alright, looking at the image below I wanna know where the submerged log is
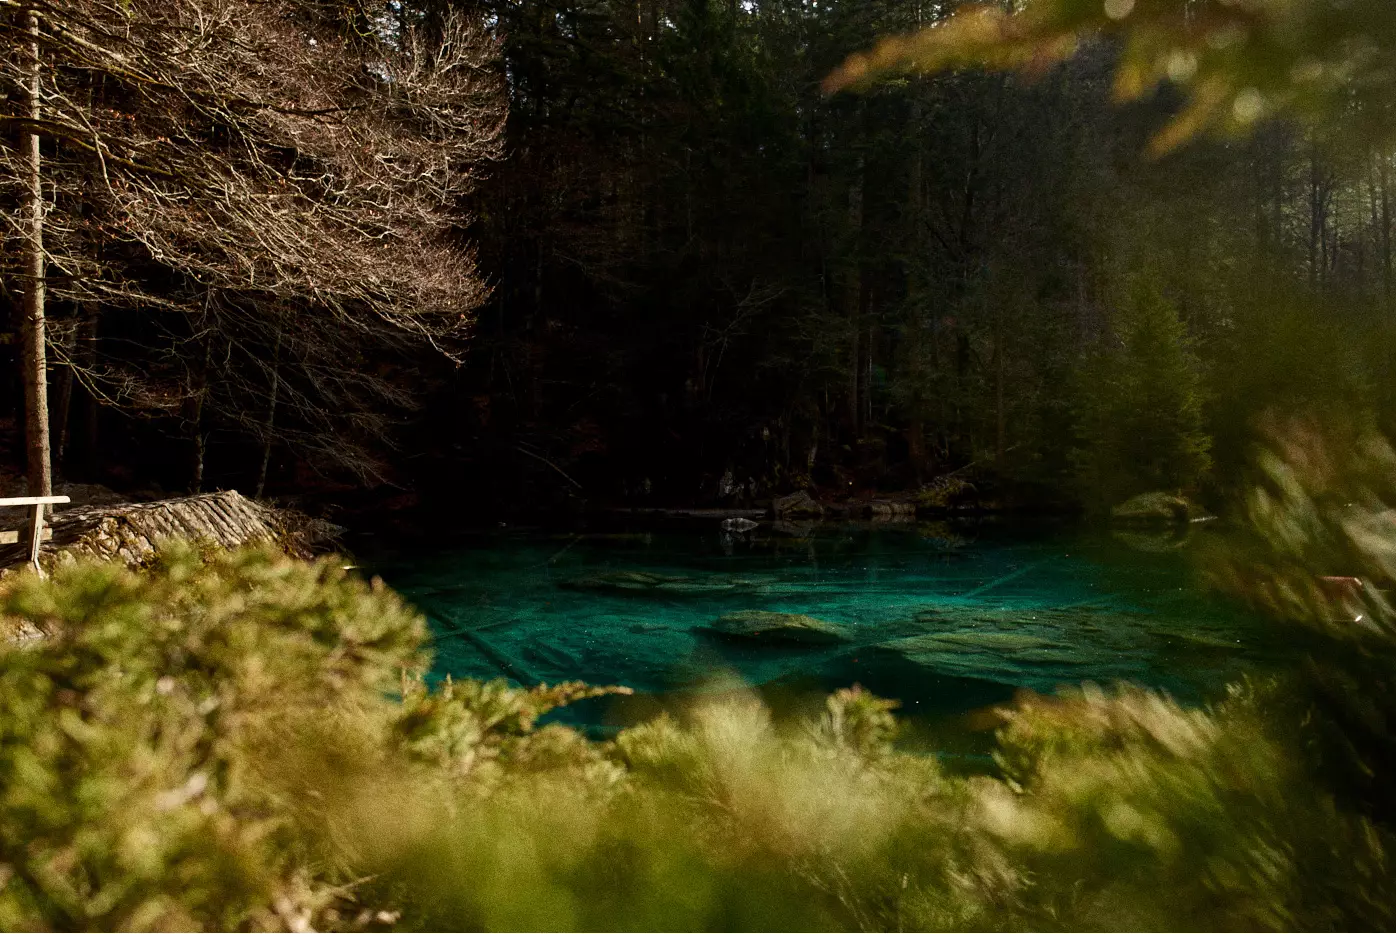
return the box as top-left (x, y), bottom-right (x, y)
top-left (605, 507), bottom-right (767, 520)
top-left (559, 570), bottom-right (777, 596)
top-left (0, 490), bottom-right (317, 574)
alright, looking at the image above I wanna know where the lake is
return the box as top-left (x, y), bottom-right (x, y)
top-left (367, 519), bottom-right (1273, 742)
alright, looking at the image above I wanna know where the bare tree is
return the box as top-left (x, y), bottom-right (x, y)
top-left (1, 0), bottom-right (505, 490)
top-left (16, 6), bottom-right (49, 500)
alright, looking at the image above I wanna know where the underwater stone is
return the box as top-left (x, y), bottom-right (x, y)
top-left (1111, 491), bottom-right (1215, 524)
top-left (771, 491), bottom-right (823, 519)
top-left (560, 570), bottom-right (772, 595)
top-left (700, 610), bottom-right (850, 645)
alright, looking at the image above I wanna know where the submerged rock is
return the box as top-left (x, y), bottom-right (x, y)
top-left (865, 500), bottom-right (916, 521)
top-left (1154, 628), bottom-right (1247, 654)
top-left (868, 602), bottom-right (1254, 695)
top-left (875, 631), bottom-right (1110, 694)
top-left (560, 570), bottom-right (772, 596)
top-left (900, 630), bottom-right (1065, 651)
top-left (771, 491), bottom-right (823, 519)
top-left (523, 641), bottom-right (580, 669)
top-left (1111, 491), bottom-right (1215, 524)
top-left (909, 605), bottom-right (1115, 630)
top-left (1112, 526), bottom-right (1193, 553)
top-left (771, 520), bottom-right (818, 538)
top-left (767, 649), bottom-right (1017, 716)
top-left (560, 570), bottom-right (687, 592)
top-left (700, 610), bottom-right (850, 645)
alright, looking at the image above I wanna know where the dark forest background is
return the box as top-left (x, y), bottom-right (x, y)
top-left (4, 0), bottom-right (1393, 523)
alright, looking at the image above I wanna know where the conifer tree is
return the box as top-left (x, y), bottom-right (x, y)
top-left (1072, 275), bottom-right (1211, 506)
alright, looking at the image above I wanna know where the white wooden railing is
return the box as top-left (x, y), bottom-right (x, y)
top-left (0, 496), bottom-right (71, 572)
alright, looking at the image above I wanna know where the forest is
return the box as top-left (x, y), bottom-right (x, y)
top-left (5, 0), bottom-right (1396, 931)
top-left (1, 0), bottom-right (1389, 521)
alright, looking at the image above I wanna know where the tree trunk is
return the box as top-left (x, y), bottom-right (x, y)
top-left (955, 330), bottom-right (970, 453)
top-left (51, 305), bottom-right (93, 474)
top-left (75, 311), bottom-right (100, 480)
top-left (186, 335), bottom-right (212, 493)
top-left (994, 302), bottom-right (1005, 467)
top-left (1309, 152), bottom-right (1328, 290)
top-left (20, 10), bottom-right (51, 505)
top-left (1375, 152), bottom-right (1394, 410)
top-left (847, 152), bottom-right (865, 439)
top-left (862, 285), bottom-right (876, 430)
top-left (907, 415), bottom-right (925, 485)
top-left (190, 416), bottom-right (206, 494)
top-left (848, 315), bottom-right (861, 436)
top-left (1380, 153), bottom-right (1392, 303)
top-left (51, 325), bottom-right (74, 475)
top-left (254, 328), bottom-right (282, 499)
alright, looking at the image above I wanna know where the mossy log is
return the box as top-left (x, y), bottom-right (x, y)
top-left (0, 491), bottom-right (313, 574)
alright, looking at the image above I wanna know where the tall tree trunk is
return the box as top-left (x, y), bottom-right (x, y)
top-left (186, 335), bottom-right (212, 493)
top-left (906, 90), bottom-right (928, 484)
top-left (254, 328), bottom-right (282, 499)
top-left (1309, 152), bottom-right (1326, 290)
top-left (75, 311), bottom-right (100, 480)
top-left (189, 411), bottom-right (206, 493)
top-left (1375, 152), bottom-right (1394, 410)
top-left (847, 152), bottom-right (865, 439)
top-left (51, 323), bottom-right (76, 475)
top-left (1380, 153), bottom-right (1393, 303)
top-left (862, 283), bottom-right (875, 430)
top-left (907, 414), bottom-right (925, 485)
top-left (994, 302), bottom-right (1005, 467)
top-left (848, 316), bottom-right (861, 435)
top-left (21, 10), bottom-right (51, 505)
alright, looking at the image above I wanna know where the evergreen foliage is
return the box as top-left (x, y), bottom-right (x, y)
top-left (0, 546), bottom-right (427, 929)
top-left (1071, 276), bottom-right (1211, 506)
top-left (429, 0), bottom-right (1396, 511)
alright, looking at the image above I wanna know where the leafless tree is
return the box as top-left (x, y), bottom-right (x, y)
top-left (0, 0), bottom-right (505, 490)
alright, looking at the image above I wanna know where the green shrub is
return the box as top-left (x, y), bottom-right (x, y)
top-left (0, 545), bottom-right (427, 930)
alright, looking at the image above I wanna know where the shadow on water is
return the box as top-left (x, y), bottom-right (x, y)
top-left (364, 518), bottom-right (1273, 755)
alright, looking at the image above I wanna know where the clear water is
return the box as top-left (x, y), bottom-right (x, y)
top-left (367, 520), bottom-right (1274, 735)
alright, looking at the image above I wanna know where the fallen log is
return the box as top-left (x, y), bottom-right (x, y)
top-left (0, 490), bottom-right (319, 575)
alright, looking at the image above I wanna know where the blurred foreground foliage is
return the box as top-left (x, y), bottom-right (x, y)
top-left (3, 485), bottom-right (1396, 930)
top-left (826, 0), bottom-right (1396, 154)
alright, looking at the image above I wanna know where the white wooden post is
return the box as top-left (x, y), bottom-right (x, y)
top-left (0, 496), bottom-right (71, 573)
top-left (25, 501), bottom-right (42, 572)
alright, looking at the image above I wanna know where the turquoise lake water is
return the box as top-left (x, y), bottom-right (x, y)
top-left (368, 520), bottom-right (1274, 736)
